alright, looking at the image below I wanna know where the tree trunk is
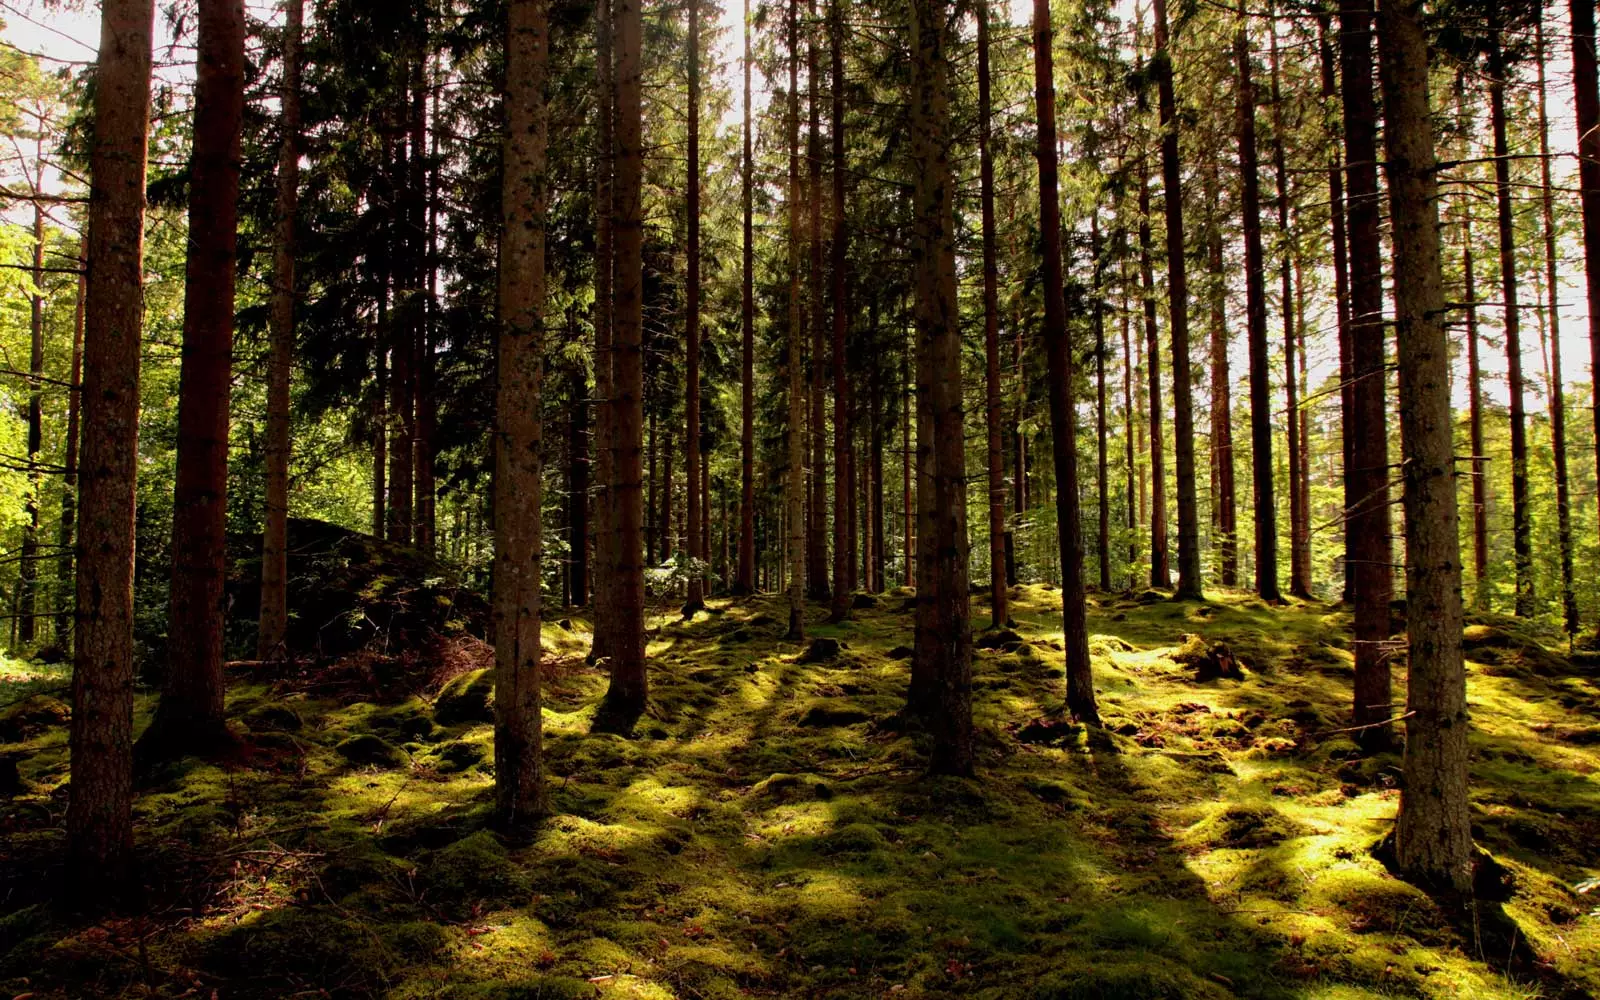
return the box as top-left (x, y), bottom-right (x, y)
top-left (1378, 0), bottom-right (1473, 892)
top-left (785, 0), bottom-right (807, 639)
top-left (20, 196), bottom-right (43, 645)
top-left (1093, 217), bottom-right (1111, 592)
top-left (806, 0), bottom-right (829, 604)
top-left (1343, 0), bottom-right (1394, 749)
top-left (1488, 24), bottom-right (1533, 617)
top-left (1152, 0), bottom-right (1201, 600)
top-left (494, 0), bottom-right (550, 831)
top-left (827, 0), bottom-right (853, 621)
top-left (1121, 262), bottom-right (1138, 586)
top-left (591, 0), bottom-right (617, 655)
top-left (1205, 166), bottom-right (1237, 587)
top-left (976, 0), bottom-right (1008, 627)
top-left (416, 64), bottom-right (439, 558)
top-left (736, 0), bottom-right (756, 595)
top-left (1034, 0), bottom-right (1098, 725)
top-left (909, 0), bottom-right (972, 773)
top-left (387, 118), bottom-right (414, 547)
top-left (903, 335), bottom-right (913, 588)
top-left (1236, 20), bottom-right (1279, 603)
top-left (1269, 15), bottom-right (1310, 599)
top-left (1137, 165), bottom-right (1167, 589)
top-left (1573, 0), bottom-right (1600, 630)
top-left (1317, 11), bottom-right (1355, 604)
top-left (372, 311), bottom-right (386, 538)
top-left (57, 239), bottom-right (85, 650)
top-left (145, 0), bottom-right (246, 758)
top-left (409, 51), bottom-right (433, 555)
top-left (69, 0), bottom-right (153, 900)
top-left (684, 0), bottom-right (705, 615)
top-left (570, 359), bottom-right (589, 605)
top-left (1536, 14), bottom-right (1578, 634)
top-left (597, 0), bottom-right (648, 729)
top-left (1456, 74), bottom-right (1489, 607)
top-left (258, 0), bottom-right (303, 661)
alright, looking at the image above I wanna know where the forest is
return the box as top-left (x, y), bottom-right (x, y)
top-left (0, 0), bottom-right (1598, 994)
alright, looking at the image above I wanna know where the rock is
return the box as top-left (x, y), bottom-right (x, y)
top-left (432, 739), bottom-right (486, 773)
top-left (243, 703), bottom-right (304, 733)
top-left (851, 593), bottom-right (880, 609)
top-left (335, 734), bottom-right (408, 768)
top-left (797, 638), bottom-right (842, 663)
top-left (799, 704), bottom-right (871, 727)
top-left (1135, 589), bottom-right (1168, 604)
top-left (896, 598), bottom-right (918, 613)
top-left (1171, 634), bottom-right (1246, 681)
top-left (434, 669), bottom-right (494, 725)
top-left (975, 628), bottom-right (1024, 650)
top-left (887, 645), bottom-right (914, 660)
top-left (0, 695), bottom-right (68, 743)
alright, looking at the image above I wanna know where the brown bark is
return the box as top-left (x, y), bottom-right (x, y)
top-left (1317, 11), bottom-right (1355, 604)
top-left (591, 0), bottom-right (617, 654)
top-left (785, 0), bottom-right (807, 639)
top-left (806, 0), bottom-right (829, 603)
top-left (70, 0), bottom-right (154, 900)
top-left (387, 117), bottom-right (414, 546)
top-left (1236, 19), bottom-right (1279, 603)
top-left (57, 238), bottom-right (85, 649)
top-left (1137, 162), bottom-right (1167, 589)
top-left (736, 0), bottom-right (756, 595)
top-left (258, 0), bottom-right (303, 661)
top-left (1488, 24), bottom-right (1533, 617)
top-left (494, 0), bottom-right (550, 831)
top-left (569, 358), bottom-right (589, 605)
top-left (977, 0), bottom-right (1008, 627)
top-left (684, 0), bottom-right (705, 615)
top-left (1093, 217), bottom-right (1111, 592)
top-left (1573, 0), bottom-right (1600, 630)
top-left (1378, 0), bottom-right (1473, 892)
top-left (1152, 0), bottom-right (1201, 600)
top-left (145, 0), bottom-right (246, 758)
top-left (1344, 0), bottom-right (1394, 749)
top-left (20, 194), bottom-right (43, 644)
top-left (1121, 261), bottom-right (1138, 585)
top-left (416, 63), bottom-right (439, 558)
top-left (828, 0), bottom-right (852, 622)
top-left (1205, 168), bottom-right (1237, 587)
top-left (1034, 0), bottom-right (1097, 724)
top-left (597, 0), bottom-right (648, 729)
top-left (1536, 15), bottom-right (1578, 634)
top-left (409, 51), bottom-right (433, 555)
top-left (1456, 74), bottom-right (1489, 606)
top-left (909, 0), bottom-right (973, 773)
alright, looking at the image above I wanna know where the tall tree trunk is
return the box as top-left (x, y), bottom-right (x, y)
top-left (409, 50), bottom-right (432, 554)
top-left (784, 0), bottom-right (808, 639)
top-left (1121, 263), bottom-right (1139, 585)
top-left (597, 0), bottom-right (648, 729)
top-left (1573, 0), bottom-right (1600, 623)
top-left (977, 0), bottom-right (1008, 627)
top-left (1093, 216), bottom-right (1111, 592)
top-left (416, 62), bottom-right (439, 558)
top-left (20, 195), bottom-right (43, 645)
top-left (372, 299), bottom-right (386, 538)
top-left (570, 359), bottom-right (589, 605)
top-left (828, 0), bottom-right (852, 621)
top-left (1378, 0), bottom-right (1472, 892)
top-left (1236, 19), bottom-right (1280, 603)
top-left (806, 0), bottom-right (829, 603)
top-left (1205, 167), bottom-right (1237, 587)
top-left (145, 0), bottom-right (246, 758)
top-left (1033, 0), bottom-right (1098, 724)
top-left (1488, 23), bottom-right (1533, 617)
top-left (57, 239), bottom-right (85, 650)
top-left (1455, 74), bottom-right (1489, 606)
top-left (1152, 0), bottom-right (1201, 599)
top-left (387, 117), bottom-right (414, 546)
top-left (872, 389), bottom-right (885, 591)
top-left (684, 0), bottom-right (705, 615)
top-left (736, 0), bottom-right (756, 595)
top-left (1343, 0), bottom-right (1394, 749)
top-left (494, 0), bottom-right (549, 831)
top-left (1317, 10), bottom-right (1356, 603)
top-left (909, 0), bottom-right (973, 772)
top-left (903, 334), bottom-right (913, 588)
top-left (1536, 14), bottom-right (1578, 634)
top-left (1138, 162), bottom-right (1168, 588)
top-left (70, 0), bottom-right (154, 900)
top-left (591, 0), bottom-right (617, 655)
top-left (258, 0), bottom-right (303, 660)
top-left (1269, 15), bottom-right (1310, 598)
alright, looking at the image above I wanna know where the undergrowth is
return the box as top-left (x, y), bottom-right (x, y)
top-left (1, 586), bottom-right (1596, 999)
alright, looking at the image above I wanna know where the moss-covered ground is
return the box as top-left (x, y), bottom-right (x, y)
top-left (3, 586), bottom-right (1598, 999)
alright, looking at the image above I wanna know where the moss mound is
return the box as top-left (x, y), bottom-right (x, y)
top-left (435, 668), bottom-right (495, 724)
top-left (334, 733), bottom-right (407, 768)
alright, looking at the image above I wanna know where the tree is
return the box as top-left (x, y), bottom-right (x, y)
top-left (827, 0), bottom-right (852, 622)
top-left (1236, 16), bottom-right (1279, 604)
top-left (736, 0), bottom-right (756, 596)
top-left (1152, 0), bottom-right (1201, 601)
top-left (1574, 0), bottom-right (1600, 613)
top-left (909, 0), bottom-right (973, 773)
top-left (806, 0), bottom-right (829, 604)
top-left (683, 0), bottom-right (705, 616)
top-left (259, 0), bottom-right (305, 661)
top-left (494, 0), bottom-right (550, 831)
top-left (1343, 0), bottom-right (1394, 750)
top-left (977, 0), bottom-right (1007, 629)
top-left (1033, 0), bottom-right (1097, 725)
top-left (1204, 165), bottom-right (1237, 588)
top-left (591, 0), bottom-right (617, 660)
top-left (784, 0), bottom-right (807, 640)
top-left (69, 0), bottom-right (156, 900)
top-left (142, 0), bottom-right (247, 759)
top-left (598, 0), bottom-right (649, 729)
top-left (1378, 0), bottom-right (1472, 892)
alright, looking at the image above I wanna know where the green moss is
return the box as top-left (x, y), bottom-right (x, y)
top-left (435, 668), bottom-right (495, 724)
top-left (421, 831), bottom-right (531, 916)
top-left (335, 732), bottom-right (408, 768)
top-left (1027, 956), bottom-right (1232, 1000)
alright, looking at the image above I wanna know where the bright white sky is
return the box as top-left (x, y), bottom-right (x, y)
top-left (4, 0), bottom-right (1597, 417)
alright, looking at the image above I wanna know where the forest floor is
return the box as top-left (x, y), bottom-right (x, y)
top-left (3, 585), bottom-right (1599, 999)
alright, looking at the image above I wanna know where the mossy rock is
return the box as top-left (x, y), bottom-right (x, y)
top-left (196, 907), bottom-right (403, 988)
top-left (0, 695), bottom-right (68, 743)
top-left (435, 668), bottom-right (495, 725)
top-left (975, 628), bottom-right (1024, 649)
top-left (433, 739), bottom-right (487, 772)
top-left (421, 831), bottom-right (532, 916)
top-left (334, 733), bottom-right (408, 768)
top-left (821, 822), bottom-right (889, 855)
top-left (887, 645), bottom-right (914, 660)
top-left (1185, 803), bottom-right (1306, 849)
top-left (796, 637), bottom-right (842, 663)
top-left (242, 702), bottom-right (303, 733)
top-left (371, 699), bottom-right (437, 740)
top-left (749, 771), bottom-right (833, 803)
